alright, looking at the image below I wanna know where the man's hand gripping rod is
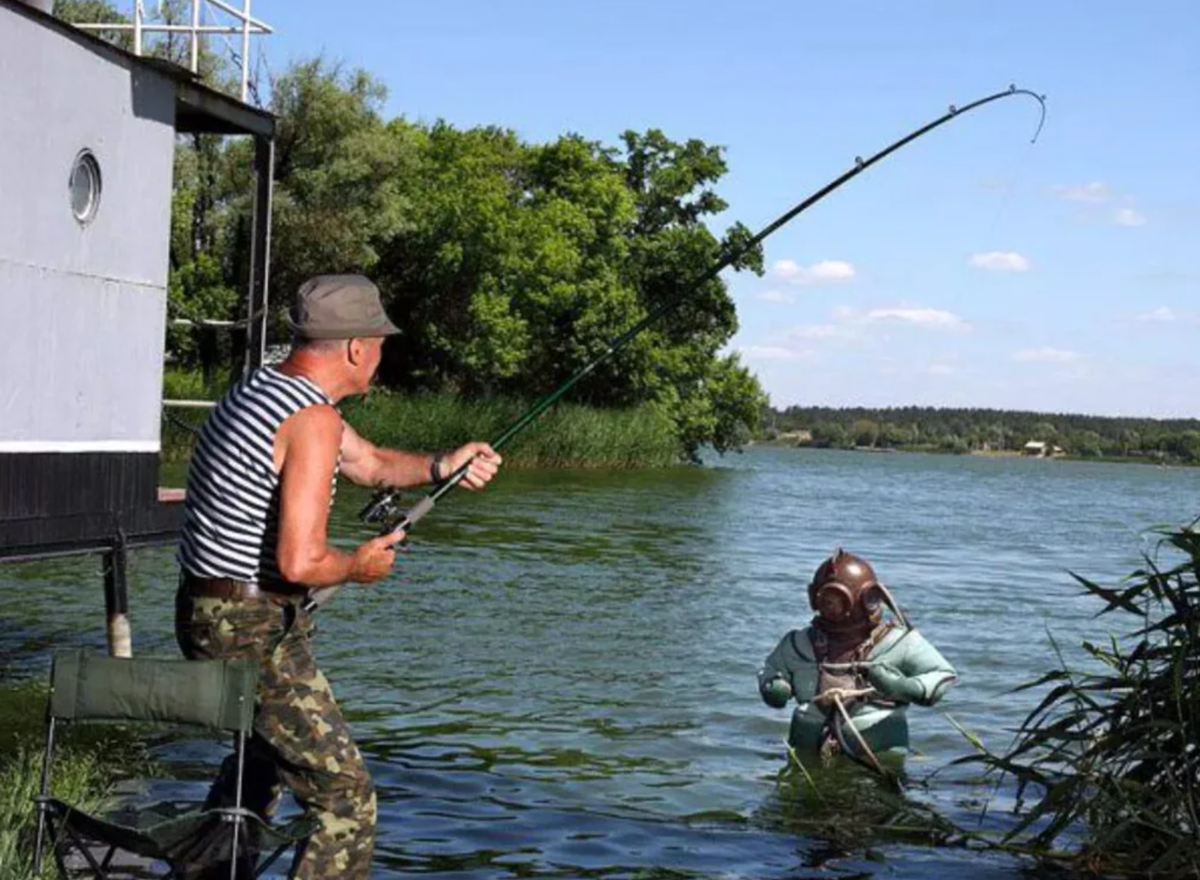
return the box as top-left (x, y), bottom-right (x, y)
top-left (300, 84), bottom-right (1046, 615)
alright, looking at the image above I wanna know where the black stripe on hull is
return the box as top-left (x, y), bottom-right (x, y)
top-left (0, 452), bottom-right (182, 561)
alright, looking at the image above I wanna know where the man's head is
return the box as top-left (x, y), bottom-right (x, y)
top-left (808, 548), bottom-right (885, 633)
top-left (286, 274), bottom-right (399, 394)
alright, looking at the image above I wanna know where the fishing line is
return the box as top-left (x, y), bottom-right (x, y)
top-left (302, 85), bottom-right (1048, 613)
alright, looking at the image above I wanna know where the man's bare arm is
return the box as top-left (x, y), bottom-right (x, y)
top-left (339, 421), bottom-right (501, 490)
top-left (276, 406), bottom-right (401, 586)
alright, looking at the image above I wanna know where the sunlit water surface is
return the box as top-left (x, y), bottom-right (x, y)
top-left (4, 447), bottom-right (1198, 878)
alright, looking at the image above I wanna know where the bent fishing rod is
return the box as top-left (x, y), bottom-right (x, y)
top-left (302, 84), bottom-right (1046, 613)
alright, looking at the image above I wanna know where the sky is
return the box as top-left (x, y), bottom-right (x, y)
top-left (230, 1), bottom-right (1196, 417)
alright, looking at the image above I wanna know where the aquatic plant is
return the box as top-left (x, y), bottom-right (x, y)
top-left (956, 515), bottom-right (1200, 878)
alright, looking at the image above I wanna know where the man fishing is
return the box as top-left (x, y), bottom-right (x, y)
top-left (174, 274), bottom-right (502, 880)
top-left (757, 549), bottom-right (957, 767)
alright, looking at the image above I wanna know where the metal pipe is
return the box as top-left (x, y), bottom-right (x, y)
top-left (163, 399), bottom-right (217, 409)
top-left (190, 0), bottom-right (200, 72)
top-left (73, 23), bottom-right (266, 33)
top-left (240, 0), bottom-right (251, 102)
top-left (244, 136), bottom-right (274, 371)
top-left (103, 535), bottom-right (132, 658)
top-left (206, 0), bottom-right (273, 31)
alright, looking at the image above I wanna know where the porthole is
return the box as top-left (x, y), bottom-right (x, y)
top-left (69, 150), bottom-right (102, 225)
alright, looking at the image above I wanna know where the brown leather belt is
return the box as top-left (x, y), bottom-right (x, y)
top-left (180, 572), bottom-right (303, 606)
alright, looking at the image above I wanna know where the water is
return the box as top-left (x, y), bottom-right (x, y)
top-left (3, 447), bottom-right (1199, 878)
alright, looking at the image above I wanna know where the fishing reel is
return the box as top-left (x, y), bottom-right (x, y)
top-left (359, 489), bottom-right (404, 533)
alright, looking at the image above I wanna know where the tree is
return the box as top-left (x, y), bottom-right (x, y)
top-left (1030, 421), bottom-right (1058, 442)
top-left (811, 422), bottom-right (850, 449)
top-left (1068, 430), bottom-right (1103, 458)
top-left (851, 419), bottom-right (879, 447)
top-left (268, 60), bottom-right (420, 312)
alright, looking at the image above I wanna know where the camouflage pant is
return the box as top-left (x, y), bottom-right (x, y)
top-left (175, 584), bottom-right (377, 880)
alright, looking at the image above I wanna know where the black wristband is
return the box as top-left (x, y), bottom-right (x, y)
top-left (430, 453), bottom-right (446, 484)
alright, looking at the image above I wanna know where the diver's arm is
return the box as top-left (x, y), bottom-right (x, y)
top-left (867, 629), bottom-right (958, 707)
top-left (757, 635), bottom-right (798, 708)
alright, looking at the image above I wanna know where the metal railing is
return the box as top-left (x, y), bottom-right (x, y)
top-left (72, 0), bottom-right (272, 103)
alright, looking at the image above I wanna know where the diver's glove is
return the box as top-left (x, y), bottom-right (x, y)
top-left (760, 674), bottom-right (793, 709)
top-left (866, 662), bottom-right (926, 704)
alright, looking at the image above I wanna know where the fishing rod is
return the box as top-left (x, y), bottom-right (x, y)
top-left (302, 84), bottom-right (1046, 613)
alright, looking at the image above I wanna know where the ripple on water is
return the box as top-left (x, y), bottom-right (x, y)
top-left (4, 448), bottom-right (1199, 878)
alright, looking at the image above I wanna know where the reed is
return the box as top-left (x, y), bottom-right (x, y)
top-left (340, 390), bottom-right (680, 469)
top-left (161, 371), bottom-right (683, 469)
top-left (953, 515), bottom-right (1200, 878)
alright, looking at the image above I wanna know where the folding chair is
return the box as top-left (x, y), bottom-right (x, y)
top-left (32, 648), bottom-right (316, 880)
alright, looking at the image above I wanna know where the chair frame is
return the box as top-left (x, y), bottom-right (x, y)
top-left (32, 650), bottom-right (307, 880)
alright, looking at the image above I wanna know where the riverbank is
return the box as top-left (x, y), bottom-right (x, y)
top-left (0, 680), bottom-right (152, 880)
top-left (752, 438), bottom-right (1194, 468)
top-left (163, 370), bottom-right (683, 469)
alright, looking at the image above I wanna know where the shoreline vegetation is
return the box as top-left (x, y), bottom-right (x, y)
top-left (954, 515), bottom-right (1200, 878)
top-left (165, 370), bottom-right (1200, 469)
top-left (759, 405), bottom-right (1200, 468)
top-left (162, 370), bottom-right (682, 469)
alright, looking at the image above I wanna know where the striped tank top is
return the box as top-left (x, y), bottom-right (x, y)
top-left (178, 366), bottom-right (339, 585)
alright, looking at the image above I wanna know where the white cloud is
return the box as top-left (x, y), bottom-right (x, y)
top-left (1133, 306), bottom-right (1200, 325)
top-left (1012, 347), bottom-right (1083, 363)
top-left (862, 307), bottom-right (967, 330)
top-left (1052, 182), bottom-right (1110, 203)
top-left (786, 324), bottom-right (844, 340)
top-left (755, 289), bottom-right (795, 304)
top-left (774, 258), bottom-right (857, 285)
top-left (1136, 306), bottom-right (1177, 322)
top-left (740, 345), bottom-right (802, 361)
top-left (969, 251), bottom-right (1030, 272)
top-left (1050, 183), bottom-right (1149, 226)
top-left (1112, 207), bottom-right (1147, 227)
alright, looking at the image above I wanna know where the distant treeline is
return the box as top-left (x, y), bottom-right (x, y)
top-left (764, 406), bottom-right (1200, 464)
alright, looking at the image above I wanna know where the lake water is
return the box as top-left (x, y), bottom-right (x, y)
top-left (3, 447), bottom-right (1199, 878)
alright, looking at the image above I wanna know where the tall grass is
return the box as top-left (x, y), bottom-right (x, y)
top-left (340, 390), bottom-right (680, 469)
top-left (161, 369), bottom-right (683, 469)
top-left (0, 682), bottom-right (149, 880)
top-left (954, 515), bottom-right (1200, 878)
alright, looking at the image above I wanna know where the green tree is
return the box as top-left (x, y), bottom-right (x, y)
top-left (52, 0), bottom-right (132, 50)
top-left (268, 60), bottom-right (420, 311)
top-left (1030, 421), bottom-right (1058, 442)
top-left (851, 418), bottom-right (879, 447)
top-left (811, 422), bottom-right (850, 449)
top-left (1069, 429), bottom-right (1103, 458)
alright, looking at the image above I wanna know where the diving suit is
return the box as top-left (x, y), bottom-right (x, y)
top-left (757, 549), bottom-right (957, 759)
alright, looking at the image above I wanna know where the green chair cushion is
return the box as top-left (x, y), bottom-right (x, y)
top-left (48, 650), bottom-right (258, 732)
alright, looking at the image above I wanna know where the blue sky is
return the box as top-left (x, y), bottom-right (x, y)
top-left (241, 1), bottom-right (1197, 417)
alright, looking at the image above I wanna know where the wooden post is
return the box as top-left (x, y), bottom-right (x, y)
top-left (102, 530), bottom-right (132, 658)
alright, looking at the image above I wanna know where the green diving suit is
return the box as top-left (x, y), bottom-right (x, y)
top-left (758, 622), bottom-right (957, 756)
top-left (757, 549), bottom-right (957, 759)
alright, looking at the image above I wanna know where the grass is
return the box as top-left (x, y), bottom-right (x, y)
top-left (161, 369), bottom-right (683, 469)
top-left (340, 389), bottom-right (680, 469)
top-left (951, 514), bottom-right (1200, 878)
top-left (0, 681), bottom-right (152, 880)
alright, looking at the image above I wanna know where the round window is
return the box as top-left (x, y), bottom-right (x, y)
top-left (69, 150), bottom-right (102, 225)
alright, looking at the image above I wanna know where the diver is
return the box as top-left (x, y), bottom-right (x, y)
top-left (757, 549), bottom-right (957, 765)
